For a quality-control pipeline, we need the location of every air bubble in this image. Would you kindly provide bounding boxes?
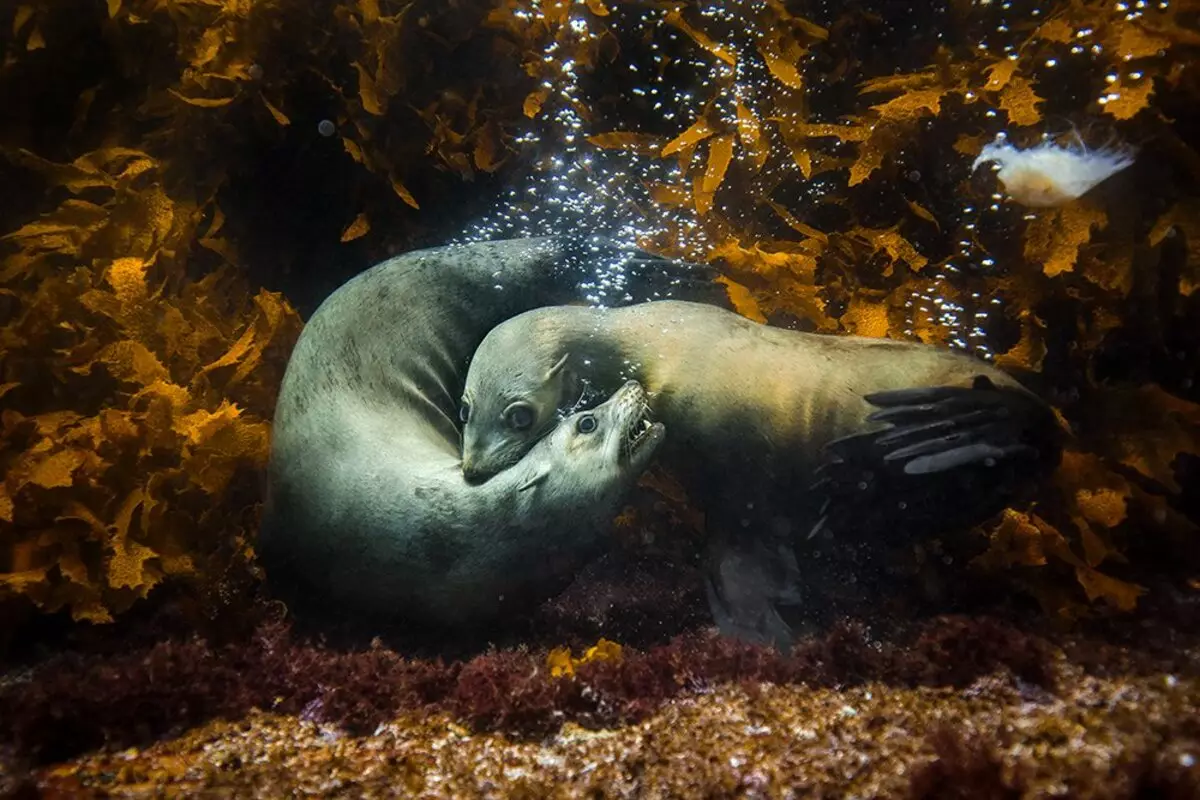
[317,119,336,137]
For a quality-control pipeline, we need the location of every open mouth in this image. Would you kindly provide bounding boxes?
[622,400,657,459]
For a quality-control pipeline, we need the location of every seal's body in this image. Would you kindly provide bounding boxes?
[460,300,1062,645]
[259,238,712,631]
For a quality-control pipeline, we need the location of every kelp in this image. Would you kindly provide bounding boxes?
[2,0,1200,624]
[0,0,531,622]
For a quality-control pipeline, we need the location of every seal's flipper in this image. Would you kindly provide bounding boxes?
[551,233,734,310]
[703,538,806,652]
[807,376,1061,542]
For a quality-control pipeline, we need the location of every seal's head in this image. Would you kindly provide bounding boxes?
[511,380,665,508]
[461,320,583,482]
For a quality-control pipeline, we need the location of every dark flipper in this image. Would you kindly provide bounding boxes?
[806,375,1063,543]
[550,233,734,310]
[704,537,808,652]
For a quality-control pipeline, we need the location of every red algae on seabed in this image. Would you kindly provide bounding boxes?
[28,670,1200,799]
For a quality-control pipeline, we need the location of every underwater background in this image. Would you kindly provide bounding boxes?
[2,0,1200,795]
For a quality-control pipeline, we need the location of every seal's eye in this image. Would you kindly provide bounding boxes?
[459,399,470,423]
[575,414,598,434]
[505,403,535,431]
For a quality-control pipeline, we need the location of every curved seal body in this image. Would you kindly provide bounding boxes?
[460,300,1063,644]
[259,238,717,631]
[463,300,1054,482]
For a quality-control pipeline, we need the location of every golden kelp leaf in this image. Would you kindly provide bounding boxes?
[1103,78,1154,121]
[343,137,366,164]
[587,132,666,154]
[993,313,1047,372]
[790,122,872,142]
[849,135,886,187]
[547,646,575,678]
[580,638,622,665]
[473,125,500,172]
[107,0,121,17]
[1080,244,1134,296]
[954,133,988,157]
[766,202,828,242]
[716,276,767,323]
[1023,204,1106,277]
[790,146,812,179]
[13,6,33,35]
[840,296,890,338]
[354,62,383,116]
[168,90,236,108]
[661,117,715,157]
[1116,24,1172,60]
[183,419,270,496]
[524,87,550,118]
[341,212,370,242]
[734,100,769,173]
[709,238,819,281]
[26,26,45,51]
[96,340,170,386]
[852,226,928,272]
[858,70,939,96]
[648,182,691,206]
[999,76,1043,126]
[983,60,1018,92]
[0,487,13,523]
[108,256,149,305]
[694,134,734,215]
[870,89,943,120]
[1076,518,1111,568]
[974,508,1048,569]
[260,94,291,126]
[1074,566,1146,611]
[5,149,115,193]
[1103,385,1200,493]
[109,536,159,594]
[906,200,940,229]
[27,449,87,489]
[586,0,610,16]
[1068,455,1130,531]
[1149,200,1200,295]
[0,569,50,594]
[665,9,737,66]
[1036,18,1075,43]
[389,173,420,210]
[547,638,623,679]
[758,33,804,89]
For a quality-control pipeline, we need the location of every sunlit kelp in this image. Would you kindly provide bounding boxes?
[1,0,1199,626]
[0,0,527,624]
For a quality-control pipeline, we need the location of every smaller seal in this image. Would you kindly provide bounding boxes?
[458,300,1062,646]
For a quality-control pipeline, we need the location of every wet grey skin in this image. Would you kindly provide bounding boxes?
[257,237,715,631]
[458,300,1063,648]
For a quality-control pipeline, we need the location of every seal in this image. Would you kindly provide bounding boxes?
[258,236,719,633]
[458,299,1063,645]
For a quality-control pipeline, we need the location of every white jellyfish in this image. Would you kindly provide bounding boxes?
[971,132,1137,208]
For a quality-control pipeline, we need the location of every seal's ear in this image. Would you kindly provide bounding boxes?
[544,352,570,381]
[544,352,581,412]
[517,465,552,493]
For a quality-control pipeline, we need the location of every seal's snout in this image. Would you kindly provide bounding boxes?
[462,456,484,484]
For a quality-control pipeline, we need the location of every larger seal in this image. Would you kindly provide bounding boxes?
[458,300,1063,645]
[258,237,719,632]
